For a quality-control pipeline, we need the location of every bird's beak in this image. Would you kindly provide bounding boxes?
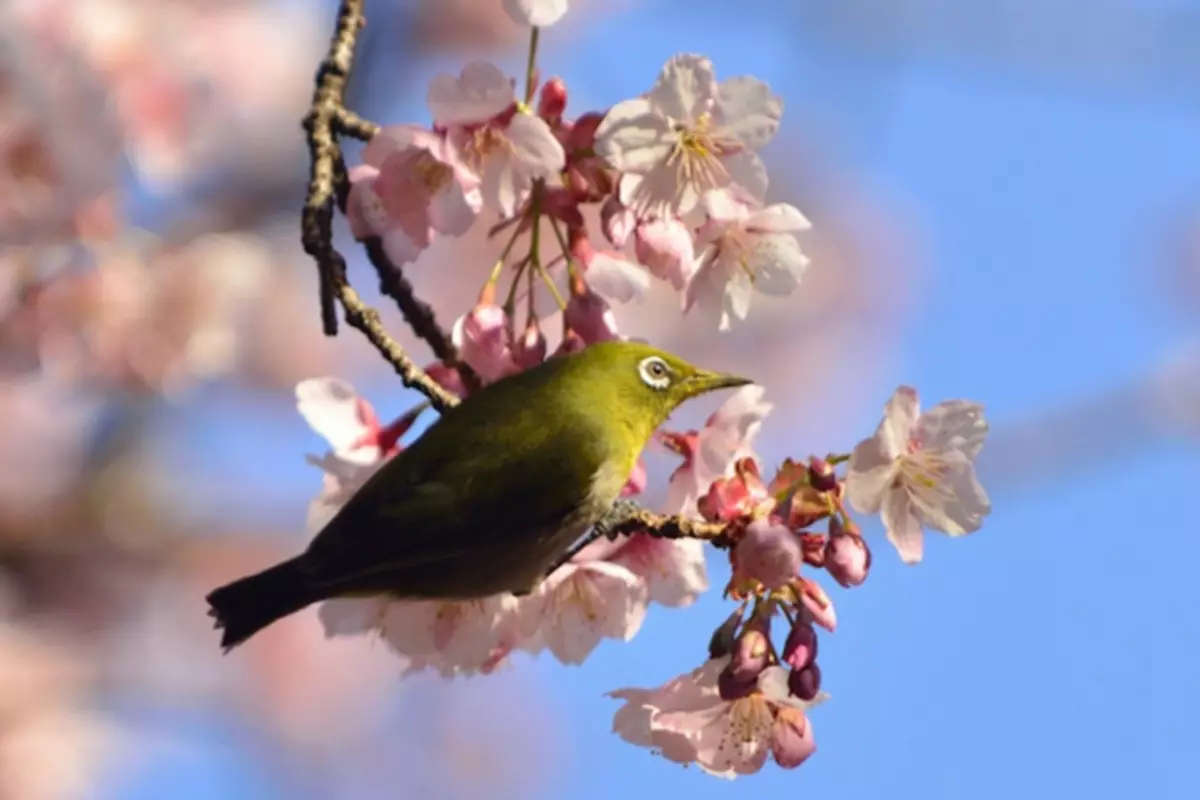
[685,369,754,397]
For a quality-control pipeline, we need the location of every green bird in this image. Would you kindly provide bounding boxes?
[206,340,751,651]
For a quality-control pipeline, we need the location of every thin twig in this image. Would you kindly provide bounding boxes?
[300,0,460,412]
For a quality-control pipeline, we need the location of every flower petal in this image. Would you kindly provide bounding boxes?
[909,452,992,537]
[542,562,648,664]
[715,75,783,149]
[747,233,809,296]
[318,597,387,637]
[647,53,718,123]
[917,400,989,459]
[595,99,675,173]
[507,112,566,176]
[845,435,896,515]
[427,62,515,126]
[502,0,569,27]
[881,487,924,564]
[586,251,651,304]
[746,202,812,234]
[881,386,920,457]
[295,378,379,461]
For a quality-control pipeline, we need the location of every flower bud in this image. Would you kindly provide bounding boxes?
[718,663,758,701]
[425,361,468,397]
[728,620,771,683]
[771,707,816,769]
[537,77,568,122]
[566,111,604,152]
[564,288,619,344]
[807,457,838,492]
[601,196,636,248]
[513,318,547,370]
[634,216,696,290]
[735,519,803,590]
[800,532,827,567]
[782,619,817,670]
[825,532,871,588]
[788,663,822,702]
[798,579,837,632]
[708,609,744,659]
[452,303,515,382]
[553,329,586,357]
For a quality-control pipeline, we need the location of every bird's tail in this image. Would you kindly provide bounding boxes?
[206,556,319,652]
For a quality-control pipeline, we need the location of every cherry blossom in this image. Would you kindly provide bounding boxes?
[429,62,565,217]
[608,535,708,608]
[634,216,697,290]
[686,189,812,331]
[594,54,781,217]
[845,387,992,564]
[363,124,482,232]
[530,559,648,665]
[451,302,520,382]
[502,0,569,28]
[663,385,773,517]
[610,657,825,777]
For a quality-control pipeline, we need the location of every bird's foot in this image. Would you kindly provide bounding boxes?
[593,499,642,541]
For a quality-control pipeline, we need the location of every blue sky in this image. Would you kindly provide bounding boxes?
[108,1,1199,798]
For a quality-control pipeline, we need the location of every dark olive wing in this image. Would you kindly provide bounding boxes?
[296,402,605,591]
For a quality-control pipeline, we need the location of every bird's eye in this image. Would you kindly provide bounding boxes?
[637,356,672,390]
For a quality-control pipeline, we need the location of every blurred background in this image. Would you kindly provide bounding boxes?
[1,0,1198,797]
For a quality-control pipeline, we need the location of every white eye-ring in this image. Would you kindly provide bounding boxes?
[638,355,672,390]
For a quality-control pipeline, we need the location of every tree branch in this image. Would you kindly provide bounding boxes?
[300,0,475,411]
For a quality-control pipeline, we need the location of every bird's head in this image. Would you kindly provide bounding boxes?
[572,340,753,433]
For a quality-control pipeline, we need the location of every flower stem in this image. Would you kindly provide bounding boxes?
[524,27,541,104]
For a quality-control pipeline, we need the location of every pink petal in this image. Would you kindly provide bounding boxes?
[585,251,650,304]
[295,378,380,463]
[882,487,924,564]
[427,61,515,126]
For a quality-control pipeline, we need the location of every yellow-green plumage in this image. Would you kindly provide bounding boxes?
[206,340,750,650]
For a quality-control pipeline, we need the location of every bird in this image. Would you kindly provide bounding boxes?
[205,340,752,651]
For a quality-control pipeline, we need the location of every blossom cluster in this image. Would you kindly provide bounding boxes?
[292,0,994,779]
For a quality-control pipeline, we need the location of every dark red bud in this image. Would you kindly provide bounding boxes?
[782,620,817,670]
[788,663,822,702]
[718,663,758,701]
[808,458,838,492]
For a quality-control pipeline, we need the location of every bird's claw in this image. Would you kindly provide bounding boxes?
[593,499,641,541]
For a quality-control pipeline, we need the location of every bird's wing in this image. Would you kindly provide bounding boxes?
[296,427,600,590]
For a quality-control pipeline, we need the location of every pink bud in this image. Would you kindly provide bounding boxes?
[825,532,871,588]
[537,77,568,121]
[566,111,604,151]
[798,579,837,632]
[782,620,817,670]
[634,216,696,290]
[553,330,586,357]
[728,621,771,683]
[771,707,816,769]
[564,289,619,344]
[425,361,468,398]
[788,663,821,702]
[513,318,547,370]
[601,196,636,248]
[708,609,744,659]
[735,519,803,590]
[718,664,758,701]
[455,303,516,382]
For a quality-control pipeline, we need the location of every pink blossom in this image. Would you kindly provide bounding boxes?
[571,231,651,305]
[429,62,565,217]
[512,318,547,370]
[609,657,823,777]
[595,54,781,217]
[727,621,770,682]
[664,385,772,517]
[529,560,648,665]
[608,535,708,608]
[634,216,697,290]
[797,579,837,632]
[318,594,522,677]
[845,387,991,564]
[360,123,482,239]
[600,196,637,248]
[686,189,812,331]
[296,378,422,533]
[451,302,518,382]
[346,165,426,268]
[735,519,802,590]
